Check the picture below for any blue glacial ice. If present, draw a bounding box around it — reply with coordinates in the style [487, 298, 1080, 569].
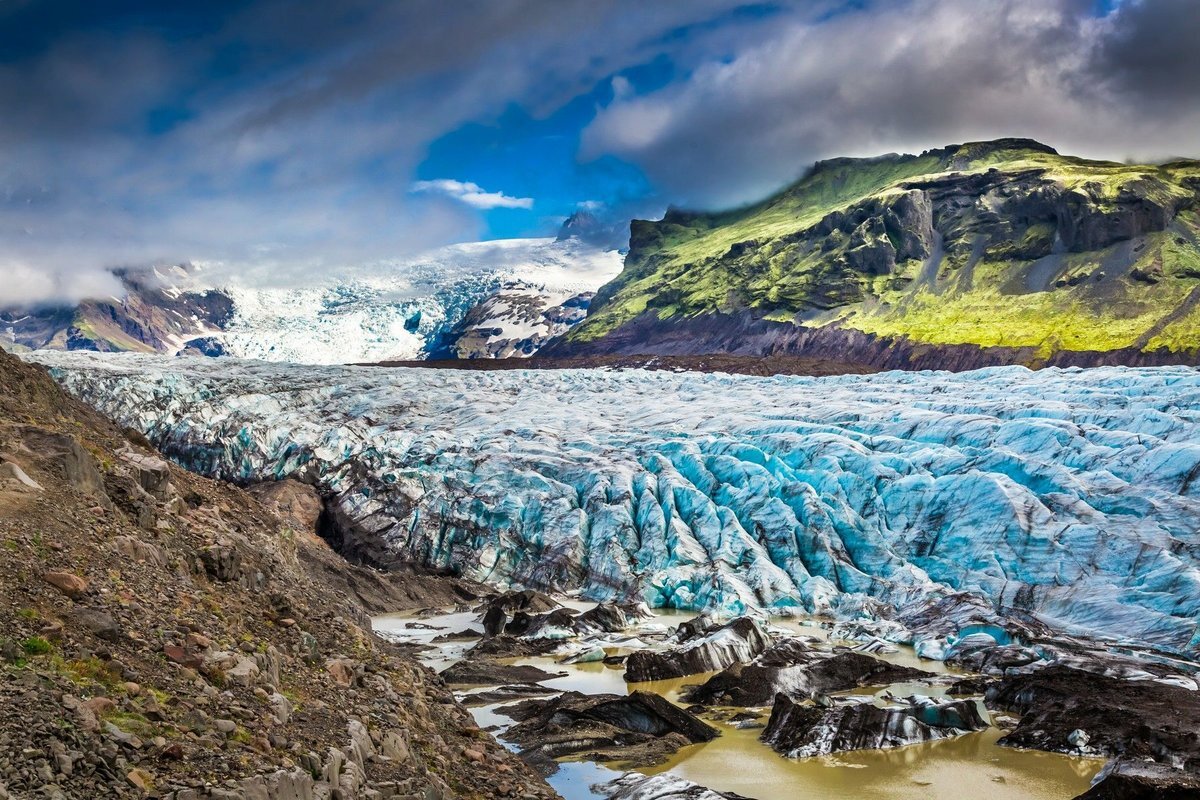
[24, 352, 1200, 655]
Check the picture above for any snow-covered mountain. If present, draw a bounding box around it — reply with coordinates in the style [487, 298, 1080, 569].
[27, 352, 1200, 657]
[3, 238, 623, 364]
[215, 238, 622, 363]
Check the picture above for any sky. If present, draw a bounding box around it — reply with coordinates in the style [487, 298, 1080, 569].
[2, 0, 1199, 305]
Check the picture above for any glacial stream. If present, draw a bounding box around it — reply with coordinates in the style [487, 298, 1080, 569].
[375, 604, 1101, 800]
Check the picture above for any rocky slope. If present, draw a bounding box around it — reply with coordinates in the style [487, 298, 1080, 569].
[552, 139, 1200, 369]
[0, 348, 557, 799]
[441, 284, 596, 359]
[26, 352, 1200, 661]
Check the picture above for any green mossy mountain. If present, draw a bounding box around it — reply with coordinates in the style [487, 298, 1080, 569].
[558, 139, 1200, 368]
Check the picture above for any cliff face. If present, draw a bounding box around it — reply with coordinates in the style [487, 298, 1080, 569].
[555, 139, 1200, 369]
[0, 349, 557, 799]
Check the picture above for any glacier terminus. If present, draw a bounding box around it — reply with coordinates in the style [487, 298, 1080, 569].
[27, 352, 1200, 658]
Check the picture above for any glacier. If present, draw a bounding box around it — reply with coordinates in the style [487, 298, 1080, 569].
[24, 352, 1200, 655]
[212, 238, 622, 364]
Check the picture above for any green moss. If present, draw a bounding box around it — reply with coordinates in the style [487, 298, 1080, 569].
[574, 140, 1200, 355]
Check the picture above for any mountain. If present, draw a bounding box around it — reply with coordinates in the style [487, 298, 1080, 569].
[440, 283, 596, 359]
[551, 139, 1200, 369]
[224, 238, 620, 364]
[1, 265, 234, 355]
[0, 349, 554, 797]
[3, 238, 622, 364]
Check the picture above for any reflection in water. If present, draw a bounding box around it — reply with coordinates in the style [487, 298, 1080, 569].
[375, 607, 1102, 800]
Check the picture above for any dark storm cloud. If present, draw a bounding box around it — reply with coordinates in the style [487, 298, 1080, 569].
[582, 0, 1200, 208]
[1090, 0, 1200, 111]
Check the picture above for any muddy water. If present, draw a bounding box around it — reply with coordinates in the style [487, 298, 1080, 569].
[375, 607, 1102, 800]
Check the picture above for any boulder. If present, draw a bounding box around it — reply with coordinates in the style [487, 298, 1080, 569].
[119, 450, 173, 501]
[574, 603, 628, 634]
[502, 690, 717, 769]
[682, 641, 934, 706]
[625, 617, 768, 683]
[111, 535, 168, 567]
[762, 693, 987, 757]
[0, 460, 42, 491]
[68, 607, 121, 641]
[43, 571, 88, 599]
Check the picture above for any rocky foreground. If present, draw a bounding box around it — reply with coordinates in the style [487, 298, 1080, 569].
[401, 591, 1200, 799]
[0, 349, 558, 799]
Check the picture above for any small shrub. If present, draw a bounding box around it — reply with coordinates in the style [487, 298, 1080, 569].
[22, 637, 53, 656]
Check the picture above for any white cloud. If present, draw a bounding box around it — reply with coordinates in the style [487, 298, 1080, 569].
[410, 179, 534, 210]
[0, 262, 124, 307]
[581, 0, 1200, 209]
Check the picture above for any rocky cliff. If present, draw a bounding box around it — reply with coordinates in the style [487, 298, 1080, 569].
[0, 349, 557, 799]
[552, 139, 1200, 369]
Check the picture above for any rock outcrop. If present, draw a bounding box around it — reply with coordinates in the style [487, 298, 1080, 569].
[1073, 760, 1200, 800]
[625, 618, 769, 682]
[500, 690, 717, 771]
[681, 642, 934, 706]
[761, 693, 988, 757]
[987, 665, 1200, 770]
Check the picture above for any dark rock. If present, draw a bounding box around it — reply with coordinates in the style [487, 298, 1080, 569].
[502, 690, 717, 770]
[762, 693, 988, 757]
[575, 603, 628, 633]
[625, 617, 768, 683]
[440, 661, 564, 687]
[465, 636, 560, 660]
[458, 684, 559, 707]
[507, 607, 576, 638]
[69, 608, 122, 642]
[947, 676, 992, 696]
[682, 642, 934, 706]
[199, 543, 242, 583]
[1073, 760, 1200, 799]
[482, 605, 507, 637]
[987, 665, 1200, 769]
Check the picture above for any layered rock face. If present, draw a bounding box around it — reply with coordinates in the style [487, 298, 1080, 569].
[501, 690, 718, 767]
[556, 139, 1200, 369]
[27, 352, 1200, 657]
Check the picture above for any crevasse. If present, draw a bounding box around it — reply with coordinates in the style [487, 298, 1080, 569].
[26, 352, 1200, 654]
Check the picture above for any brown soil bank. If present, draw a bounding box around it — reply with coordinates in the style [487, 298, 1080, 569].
[0, 349, 558, 799]
[540, 310, 1200, 372]
[364, 350, 877, 377]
